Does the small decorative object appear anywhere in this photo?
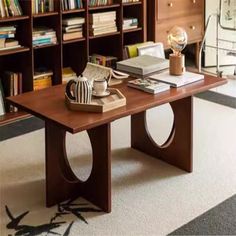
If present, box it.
[167,26,188,76]
[92,78,110,97]
[66,74,92,104]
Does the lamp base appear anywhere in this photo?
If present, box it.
[169,54,185,76]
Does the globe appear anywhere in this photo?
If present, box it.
[167,26,188,56]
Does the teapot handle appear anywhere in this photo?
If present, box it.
[66,80,76,100]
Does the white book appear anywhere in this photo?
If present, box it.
[0,45,22,51]
[62,17,85,26]
[116,55,169,76]
[123,25,138,30]
[149,71,205,88]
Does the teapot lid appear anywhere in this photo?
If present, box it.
[77,74,87,81]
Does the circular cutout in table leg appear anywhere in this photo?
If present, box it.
[146,104,175,147]
[65,131,93,182]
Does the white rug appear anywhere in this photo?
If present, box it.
[1,98,236,236]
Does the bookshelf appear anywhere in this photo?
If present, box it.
[0,0,146,125]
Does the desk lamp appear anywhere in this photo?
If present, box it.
[168,26,188,75]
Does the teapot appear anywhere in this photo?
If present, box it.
[66,74,92,104]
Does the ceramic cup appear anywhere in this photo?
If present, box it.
[93,78,107,95]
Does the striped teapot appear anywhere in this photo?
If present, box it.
[66,74,92,104]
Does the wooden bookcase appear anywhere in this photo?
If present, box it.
[0,0,146,125]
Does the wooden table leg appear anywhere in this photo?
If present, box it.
[45,122,111,212]
[131,96,193,172]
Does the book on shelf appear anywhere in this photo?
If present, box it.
[122,0,140,2]
[32,0,54,14]
[149,71,205,88]
[0,44,21,51]
[33,27,57,47]
[62,17,85,26]
[62,67,77,84]
[34,68,53,90]
[0,79,5,116]
[89,54,117,69]
[1,71,22,112]
[123,17,138,30]
[61,0,83,11]
[90,26,117,36]
[62,17,84,40]
[0,0,22,18]
[63,25,83,33]
[0,25,22,51]
[33,77,52,90]
[88,0,113,7]
[63,31,83,41]
[34,68,53,78]
[89,11,116,23]
[116,55,169,76]
[127,78,170,94]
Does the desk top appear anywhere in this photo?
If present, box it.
[7,74,226,133]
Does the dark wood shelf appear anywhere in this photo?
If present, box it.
[62,8,85,14]
[33,43,59,50]
[88,4,120,11]
[123,27,142,33]
[0,15,29,22]
[33,12,59,18]
[0,111,30,126]
[0,47,30,56]
[89,31,120,39]
[63,37,86,44]
[123,1,142,6]
[0,0,146,125]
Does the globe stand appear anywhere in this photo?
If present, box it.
[169,53,185,76]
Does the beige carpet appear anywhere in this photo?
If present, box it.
[1,98,236,236]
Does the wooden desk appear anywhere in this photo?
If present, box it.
[7,75,226,213]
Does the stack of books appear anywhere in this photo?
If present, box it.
[62,67,77,84]
[89,11,117,36]
[123,17,138,30]
[33,68,52,90]
[62,17,85,41]
[89,54,117,69]
[61,0,83,10]
[1,71,22,112]
[116,55,169,76]
[33,27,57,47]
[32,0,54,14]
[88,0,113,7]
[0,0,22,17]
[0,26,21,51]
